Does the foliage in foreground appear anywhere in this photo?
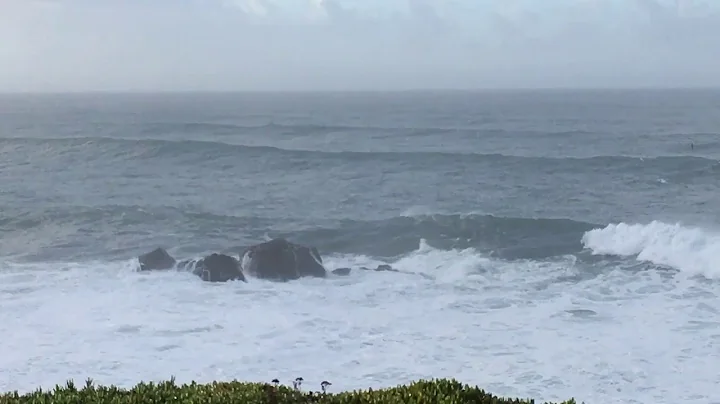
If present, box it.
[0,377,579,404]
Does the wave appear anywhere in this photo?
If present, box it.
[5,216,720,288]
[1,205,599,262]
[581,220,720,279]
[0,238,581,298]
[5,202,720,279]
[111,122,720,148]
[321,238,577,285]
[273,213,599,261]
[137,121,594,138]
[2,135,719,167]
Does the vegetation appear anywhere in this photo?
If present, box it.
[0,377,579,404]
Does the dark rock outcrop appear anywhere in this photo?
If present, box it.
[192,253,246,283]
[137,249,245,283]
[138,247,176,271]
[241,238,326,281]
[136,240,405,283]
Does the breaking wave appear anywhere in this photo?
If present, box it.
[582,220,720,279]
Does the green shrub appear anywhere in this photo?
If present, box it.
[0,377,578,404]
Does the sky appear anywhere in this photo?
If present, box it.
[1,0,720,92]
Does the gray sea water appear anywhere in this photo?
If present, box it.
[1,90,720,404]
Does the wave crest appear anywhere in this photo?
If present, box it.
[581,220,720,278]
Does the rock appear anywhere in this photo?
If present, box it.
[358,264,398,273]
[135,241,403,283]
[241,238,326,281]
[374,264,396,272]
[138,247,176,271]
[331,267,352,276]
[192,253,246,283]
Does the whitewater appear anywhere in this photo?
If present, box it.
[1,90,720,404]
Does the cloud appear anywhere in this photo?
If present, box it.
[1,0,720,91]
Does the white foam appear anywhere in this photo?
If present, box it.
[240,251,253,273]
[1,240,719,404]
[399,205,437,217]
[392,238,491,282]
[581,220,720,278]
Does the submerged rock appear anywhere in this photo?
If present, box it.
[331,267,351,276]
[332,264,399,276]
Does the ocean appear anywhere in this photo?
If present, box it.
[1,89,719,404]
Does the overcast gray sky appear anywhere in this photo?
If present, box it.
[1,0,719,92]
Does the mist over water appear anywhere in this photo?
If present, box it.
[2,0,720,92]
[1,89,720,404]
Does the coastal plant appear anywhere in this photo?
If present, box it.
[0,377,579,404]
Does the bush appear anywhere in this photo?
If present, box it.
[0,377,578,404]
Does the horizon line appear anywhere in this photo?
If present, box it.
[2,86,720,96]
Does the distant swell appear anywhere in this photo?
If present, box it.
[138,121,594,138]
[582,220,720,278]
[1,136,719,168]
